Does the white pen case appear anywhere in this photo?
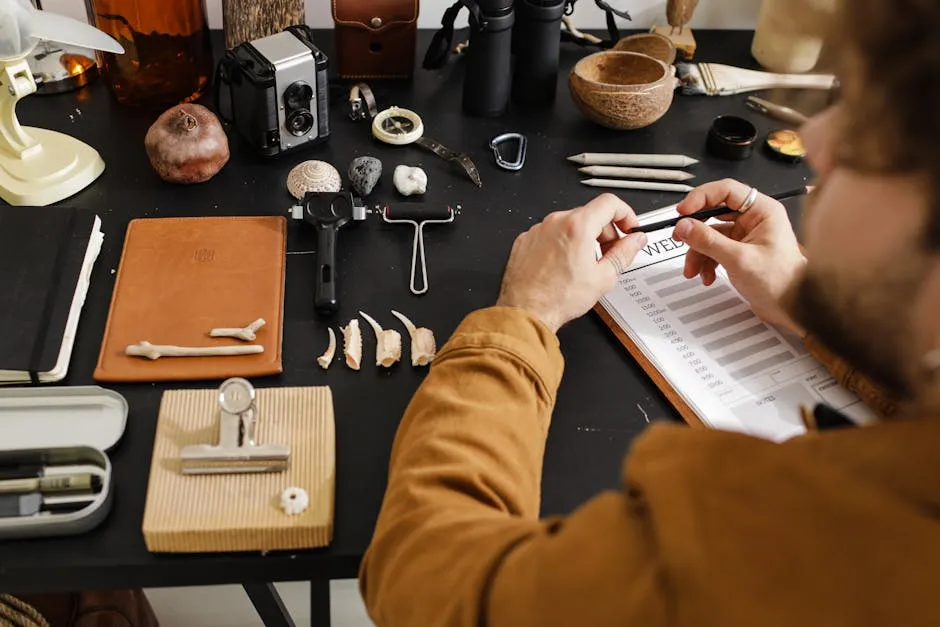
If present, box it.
[0,386,127,540]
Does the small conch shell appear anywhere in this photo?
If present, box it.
[359,311,402,368]
[317,327,336,370]
[341,319,362,370]
[391,310,437,367]
[286,160,342,200]
[393,165,427,196]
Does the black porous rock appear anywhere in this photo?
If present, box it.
[348,156,383,197]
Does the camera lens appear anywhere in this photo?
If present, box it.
[283,81,315,137]
[286,110,314,136]
[284,81,313,110]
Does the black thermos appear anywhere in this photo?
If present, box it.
[512,0,567,107]
[462,0,515,117]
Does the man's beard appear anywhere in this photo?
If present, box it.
[787,261,925,400]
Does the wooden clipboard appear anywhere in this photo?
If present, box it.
[593,303,708,429]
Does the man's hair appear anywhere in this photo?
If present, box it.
[832,0,940,247]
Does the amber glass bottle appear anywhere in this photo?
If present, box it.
[86,0,213,108]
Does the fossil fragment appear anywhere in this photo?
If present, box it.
[209,318,266,341]
[342,319,362,370]
[359,312,402,368]
[393,165,427,196]
[390,310,437,367]
[317,327,337,370]
[125,342,264,360]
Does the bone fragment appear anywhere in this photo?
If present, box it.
[390,310,437,367]
[317,327,337,370]
[359,311,402,368]
[342,319,362,370]
[125,341,264,360]
[210,318,266,341]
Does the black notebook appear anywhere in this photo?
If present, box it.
[0,207,103,383]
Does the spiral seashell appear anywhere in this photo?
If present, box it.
[286,160,342,200]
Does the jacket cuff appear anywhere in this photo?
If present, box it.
[436,306,565,400]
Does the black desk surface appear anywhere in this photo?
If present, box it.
[0,29,816,593]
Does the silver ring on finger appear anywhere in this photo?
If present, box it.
[738,187,759,213]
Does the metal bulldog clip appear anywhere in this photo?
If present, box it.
[180,378,290,475]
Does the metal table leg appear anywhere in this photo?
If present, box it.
[310,579,331,627]
[244,582,296,627]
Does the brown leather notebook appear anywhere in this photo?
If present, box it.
[94,217,286,383]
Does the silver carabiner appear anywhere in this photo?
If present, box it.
[489,133,527,171]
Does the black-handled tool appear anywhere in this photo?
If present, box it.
[292,191,366,314]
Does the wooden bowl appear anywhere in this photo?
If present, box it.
[569,51,678,131]
[613,32,677,66]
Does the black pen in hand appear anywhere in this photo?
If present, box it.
[627,186,814,234]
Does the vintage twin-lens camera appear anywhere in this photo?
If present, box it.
[216,25,329,157]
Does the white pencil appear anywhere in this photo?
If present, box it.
[581,179,695,193]
[578,166,695,181]
[567,153,699,168]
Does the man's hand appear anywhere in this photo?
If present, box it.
[497,194,649,333]
[672,179,807,335]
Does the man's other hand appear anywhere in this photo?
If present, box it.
[672,179,807,335]
[496,194,649,333]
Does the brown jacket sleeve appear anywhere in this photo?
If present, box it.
[359,307,667,626]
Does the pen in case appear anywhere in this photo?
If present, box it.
[0,493,96,518]
[0,463,42,480]
[0,473,102,495]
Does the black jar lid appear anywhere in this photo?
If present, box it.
[765,129,807,163]
[707,115,758,161]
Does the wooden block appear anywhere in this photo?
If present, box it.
[222,0,305,50]
[142,385,335,553]
[651,25,697,61]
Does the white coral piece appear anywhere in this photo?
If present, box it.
[317,327,336,370]
[391,310,437,367]
[342,319,362,370]
[280,486,309,515]
[359,311,402,368]
[393,165,427,196]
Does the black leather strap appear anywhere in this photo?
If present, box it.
[414,136,483,187]
[422,0,489,70]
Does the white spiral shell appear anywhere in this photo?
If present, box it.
[286,160,342,200]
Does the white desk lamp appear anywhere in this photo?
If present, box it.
[0,0,123,206]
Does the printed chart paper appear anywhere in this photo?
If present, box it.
[600,207,877,441]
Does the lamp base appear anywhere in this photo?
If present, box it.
[0,127,105,206]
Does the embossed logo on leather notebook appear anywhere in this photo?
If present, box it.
[93,216,287,382]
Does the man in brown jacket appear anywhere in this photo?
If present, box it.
[360,0,940,624]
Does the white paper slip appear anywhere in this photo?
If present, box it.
[599,208,878,441]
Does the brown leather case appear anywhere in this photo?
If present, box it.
[93,217,286,383]
[332,0,419,80]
